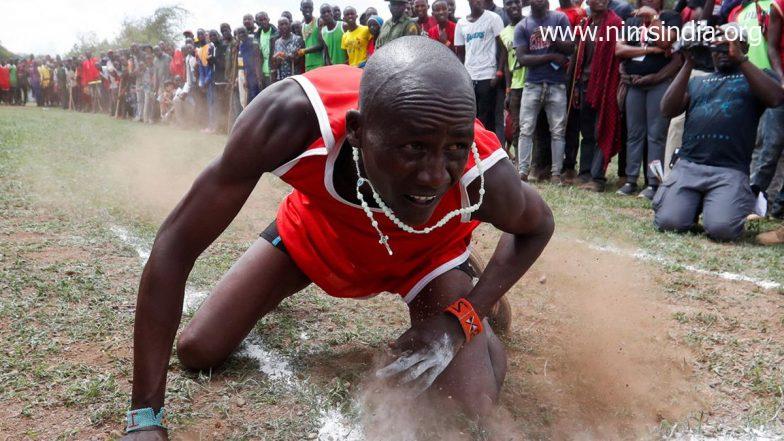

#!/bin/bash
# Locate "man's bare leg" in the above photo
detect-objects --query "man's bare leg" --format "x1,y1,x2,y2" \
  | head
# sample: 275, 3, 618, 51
408, 268, 508, 418
176, 237, 310, 370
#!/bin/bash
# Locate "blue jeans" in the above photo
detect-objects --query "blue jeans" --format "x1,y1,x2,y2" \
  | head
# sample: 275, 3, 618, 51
751, 104, 784, 209
517, 82, 568, 177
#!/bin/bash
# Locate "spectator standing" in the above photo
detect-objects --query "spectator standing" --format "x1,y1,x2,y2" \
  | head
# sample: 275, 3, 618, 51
656, 25, 784, 240
274, 17, 305, 80
29, 59, 41, 106
557, 0, 586, 27
321, 5, 348, 65
415, 0, 440, 33
571, 0, 623, 192
366, 15, 384, 57
484, 0, 511, 24
56, 60, 68, 109
515, 0, 573, 182
427, 0, 457, 50
237, 27, 262, 107
616, 8, 683, 199
301, 0, 325, 71
731, 0, 784, 218
0, 62, 9, 104
455, 0, 506, 132
342, 7, 373, 67
500, 0, 525, 159
447, 0, 459, 21
141, 55, 155, 123
256, 12, 279, 90
9, 60, 18, 105
153, 46, 172, 120
376, 0, 421, 48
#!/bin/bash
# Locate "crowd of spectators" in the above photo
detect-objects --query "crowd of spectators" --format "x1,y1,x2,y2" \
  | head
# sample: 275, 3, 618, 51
0, 0, 783, 244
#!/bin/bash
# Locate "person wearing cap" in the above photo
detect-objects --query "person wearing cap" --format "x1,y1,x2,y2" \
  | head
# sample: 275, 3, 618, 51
656, 24, 784, 241
376, 0, 421, 48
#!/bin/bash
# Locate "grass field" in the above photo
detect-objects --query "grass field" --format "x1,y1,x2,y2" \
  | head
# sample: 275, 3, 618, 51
1, 105, 782, 440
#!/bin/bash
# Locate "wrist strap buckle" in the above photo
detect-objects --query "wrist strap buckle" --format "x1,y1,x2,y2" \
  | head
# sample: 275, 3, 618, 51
445, 298, 484, 343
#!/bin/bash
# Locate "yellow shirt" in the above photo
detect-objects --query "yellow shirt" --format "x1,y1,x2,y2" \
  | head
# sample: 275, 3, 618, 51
38, 65, 51, 87
341, 25, 372, 67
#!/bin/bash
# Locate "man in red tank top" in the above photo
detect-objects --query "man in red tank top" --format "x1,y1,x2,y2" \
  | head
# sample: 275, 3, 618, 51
122, 37, 554, 439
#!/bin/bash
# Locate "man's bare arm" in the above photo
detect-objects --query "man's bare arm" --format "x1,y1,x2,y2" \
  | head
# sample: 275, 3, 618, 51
469, 159, 555, 319
130, 80, 319, 411
768, 5, 784, 83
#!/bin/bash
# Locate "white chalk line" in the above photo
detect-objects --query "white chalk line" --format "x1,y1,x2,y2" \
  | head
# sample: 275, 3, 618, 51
576, 239, 781, 291
110, 225, 362, 440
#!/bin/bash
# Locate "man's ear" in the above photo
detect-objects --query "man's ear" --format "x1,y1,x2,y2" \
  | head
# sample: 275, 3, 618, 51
345, 109, 362, 149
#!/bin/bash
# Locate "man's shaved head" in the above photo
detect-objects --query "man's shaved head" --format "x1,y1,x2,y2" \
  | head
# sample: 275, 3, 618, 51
359, 36, 474, 119
347, 36, 477, 226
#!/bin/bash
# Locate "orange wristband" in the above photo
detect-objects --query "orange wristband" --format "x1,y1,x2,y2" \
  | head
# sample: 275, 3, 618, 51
445, 298, 484, 343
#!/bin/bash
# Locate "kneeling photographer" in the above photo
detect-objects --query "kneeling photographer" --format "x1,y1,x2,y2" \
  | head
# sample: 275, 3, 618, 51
656, 23, 784, 241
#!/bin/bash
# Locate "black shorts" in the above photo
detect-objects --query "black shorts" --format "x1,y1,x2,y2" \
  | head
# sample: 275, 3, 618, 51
259, 219, 477, 278
259, 220, 289, 256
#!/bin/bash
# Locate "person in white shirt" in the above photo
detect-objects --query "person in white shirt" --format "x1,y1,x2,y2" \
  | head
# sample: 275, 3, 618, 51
454, 0, 506, 132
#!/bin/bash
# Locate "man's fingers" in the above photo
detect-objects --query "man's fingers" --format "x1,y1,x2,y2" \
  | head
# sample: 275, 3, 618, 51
376, 351, 425, 379
398, 358, 433, 384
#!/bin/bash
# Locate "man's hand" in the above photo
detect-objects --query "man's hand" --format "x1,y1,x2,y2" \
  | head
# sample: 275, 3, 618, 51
549, 53, 569, 66
376, 313, 465, 395
726, 39, 747, 64
120, 428, 168, 441
632, 74, 656, 86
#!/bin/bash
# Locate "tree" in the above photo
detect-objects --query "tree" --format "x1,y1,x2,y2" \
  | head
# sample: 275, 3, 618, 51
0, 41, 15, 59
114, 6, 189, 48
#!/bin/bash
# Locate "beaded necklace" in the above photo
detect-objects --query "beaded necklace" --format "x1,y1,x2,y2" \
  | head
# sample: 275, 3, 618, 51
351, 143, 486, 255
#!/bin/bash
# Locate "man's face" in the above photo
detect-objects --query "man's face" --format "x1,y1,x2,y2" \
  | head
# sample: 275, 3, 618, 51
344, 8, 358, 26
505, 0, 523, 21
301, 1, 314, 20
446, 0, 457, 17
389, 1, 407, 19
468, 0, 484, 12
222, 27, 233, 40
243, 15, 255, 30
197, 30, 206, 42
531, 0, 548, 11
433, 1, 449, 23
350, 84, 476, 226
279, 19, 291, 36
332, 5, 342, 21
209, 31, 220, 43
368, 19, 381, 35
257, 13, 271, 31
588, 0, 607, 13
320, 5, 335, 26
237, 28, 248, 42
414, 0, 430, 19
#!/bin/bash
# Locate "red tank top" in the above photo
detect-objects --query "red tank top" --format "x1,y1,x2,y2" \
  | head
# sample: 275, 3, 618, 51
275, 65, 507, 302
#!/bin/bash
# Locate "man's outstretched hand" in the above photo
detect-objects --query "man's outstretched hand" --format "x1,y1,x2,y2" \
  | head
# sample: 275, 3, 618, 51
376, 313, 466, 395
120, 428, 168, 441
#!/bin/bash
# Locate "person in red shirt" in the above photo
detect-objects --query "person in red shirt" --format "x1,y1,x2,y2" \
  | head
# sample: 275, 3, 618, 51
428, 0, 457, 50
415, 0, 440, 33
80, 51, 101, 112
121, 37, 553, 439
557, 0, 587, 27
0, 62, 10, 102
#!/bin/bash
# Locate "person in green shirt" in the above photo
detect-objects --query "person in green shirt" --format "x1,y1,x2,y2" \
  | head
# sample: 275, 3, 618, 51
255, 11, 279, 89
300, 0, 326, 70
321, 5, 348, 65
376, 0, 421, 48
500, 0, 526, 159
731, 0, 773, 69
9, 60, 18, 106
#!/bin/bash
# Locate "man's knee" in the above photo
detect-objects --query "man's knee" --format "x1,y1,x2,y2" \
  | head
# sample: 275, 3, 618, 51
654, 208, 694, 233
176, 328, 222, 371
703, 217, 744, 241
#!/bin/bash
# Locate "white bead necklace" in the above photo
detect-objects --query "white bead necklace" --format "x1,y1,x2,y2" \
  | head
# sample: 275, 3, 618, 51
351, 143, 486, 255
